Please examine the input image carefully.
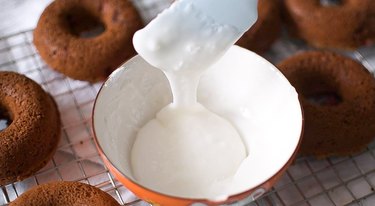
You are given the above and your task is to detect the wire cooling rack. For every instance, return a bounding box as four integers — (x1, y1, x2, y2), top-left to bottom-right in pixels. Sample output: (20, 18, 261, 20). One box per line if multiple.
(1, 0, 375, 205)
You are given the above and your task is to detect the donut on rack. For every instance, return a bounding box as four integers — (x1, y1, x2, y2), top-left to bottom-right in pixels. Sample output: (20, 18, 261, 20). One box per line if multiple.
(236, 0, 281, 54)
(33, 0, 143, 82)
(10, 181, 120, 205)
(0, 71, 61, 185)
(282, 0, 375, 50)
(277, 51, 375, 158)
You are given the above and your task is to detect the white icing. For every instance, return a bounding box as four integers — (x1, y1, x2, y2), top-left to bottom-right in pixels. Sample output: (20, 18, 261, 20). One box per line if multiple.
(131, 103, 246, 198)
(130, 0, 258, 200)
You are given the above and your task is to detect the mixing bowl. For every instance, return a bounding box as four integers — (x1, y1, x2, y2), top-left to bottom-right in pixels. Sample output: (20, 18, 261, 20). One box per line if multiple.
(92, 45, 303, 205)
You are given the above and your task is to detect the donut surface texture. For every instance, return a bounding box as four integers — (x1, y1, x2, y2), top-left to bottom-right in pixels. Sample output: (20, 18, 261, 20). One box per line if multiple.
(282, 0, 375, 50)
(277, 51, 375, 157)
(10, 181, 120, 206)
(33, 0, 143, 82)
(237, 0, 281, 54)
(0, 72, 60, 185)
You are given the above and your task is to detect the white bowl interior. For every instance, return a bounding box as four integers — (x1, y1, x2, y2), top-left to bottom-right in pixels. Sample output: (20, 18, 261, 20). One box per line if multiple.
(93, 45, 303, 197)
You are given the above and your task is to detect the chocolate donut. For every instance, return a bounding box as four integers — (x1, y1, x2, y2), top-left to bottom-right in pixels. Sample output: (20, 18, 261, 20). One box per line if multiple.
(237, 0, 281, 54)
(282, 0, 375, 49)
(10, 181, 120, 205)
(277, 51, 375, 157)
(0, 72, 60, 185)
(33, 0, 143, 82)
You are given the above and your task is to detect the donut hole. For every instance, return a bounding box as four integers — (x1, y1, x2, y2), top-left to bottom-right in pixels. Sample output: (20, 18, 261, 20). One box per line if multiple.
(64, 7, 105, 38)
(307, 91, 342, 106)
(297, 72, 343, 106)
(0, 105, 12, 131)
(320, 0, 342, 7)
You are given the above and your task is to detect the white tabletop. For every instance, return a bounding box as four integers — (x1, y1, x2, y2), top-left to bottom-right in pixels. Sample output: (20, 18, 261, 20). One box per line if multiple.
(0, 0, 52, 36)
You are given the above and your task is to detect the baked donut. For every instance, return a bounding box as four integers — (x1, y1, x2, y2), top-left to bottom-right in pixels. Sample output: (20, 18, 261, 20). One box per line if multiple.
(282, 0, 375, 50)
(10, 181, 120, 205)
(0, 72, 61, 185)
(33, 0, 143, 83)
(236, 0, 281, 54)
(277, 51, 375, 157)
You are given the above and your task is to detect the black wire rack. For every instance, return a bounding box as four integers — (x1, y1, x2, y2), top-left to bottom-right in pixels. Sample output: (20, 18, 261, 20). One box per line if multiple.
(0, 0, 375, 205)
